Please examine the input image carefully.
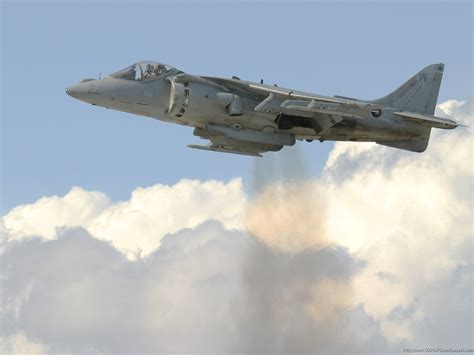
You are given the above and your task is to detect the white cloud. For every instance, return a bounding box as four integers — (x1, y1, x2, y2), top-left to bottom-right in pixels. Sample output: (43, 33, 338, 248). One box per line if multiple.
(1, 99, 472, 353)
(324, 141, 375, 170)
(436, 99, 471, 123)
(1, 224, 382, 354)
(2, 186, 110, 240)
(2, 178, 245, 258)
(322, 97, 473, 344)
(0, 332, 48, 355)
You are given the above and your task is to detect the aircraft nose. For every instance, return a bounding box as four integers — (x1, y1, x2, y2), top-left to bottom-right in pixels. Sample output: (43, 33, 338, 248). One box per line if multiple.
(66, 84, 85, 99)
(66, 81, 99, 104)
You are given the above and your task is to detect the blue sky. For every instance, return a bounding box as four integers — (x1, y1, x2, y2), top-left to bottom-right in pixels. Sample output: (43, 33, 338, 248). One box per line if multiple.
(1, 0, 472, 213)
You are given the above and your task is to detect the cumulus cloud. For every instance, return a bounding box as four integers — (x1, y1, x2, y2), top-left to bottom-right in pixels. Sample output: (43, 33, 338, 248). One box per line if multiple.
(0, 333, 48, 355)
(1, 99, 472, 353)
(323, 97, 473, 345)
(2, 187, 110, 240)
(1, 223, 387, 354)
(1, 224, 244, 353)
(437, 98, 473, 123)
(3, 178, 245, 258)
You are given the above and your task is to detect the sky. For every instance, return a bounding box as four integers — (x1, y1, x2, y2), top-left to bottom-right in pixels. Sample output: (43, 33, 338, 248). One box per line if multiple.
(1, 1, 473, 354)
(1, 0, 473, 213)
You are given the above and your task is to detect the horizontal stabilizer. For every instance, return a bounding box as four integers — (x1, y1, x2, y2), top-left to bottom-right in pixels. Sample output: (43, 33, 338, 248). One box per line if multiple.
(187, 144, 262, 157)
(394, 111, 465, 129)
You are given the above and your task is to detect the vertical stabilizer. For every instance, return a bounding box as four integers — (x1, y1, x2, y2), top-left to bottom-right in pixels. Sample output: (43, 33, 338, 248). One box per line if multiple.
(373, 64, 444, 115)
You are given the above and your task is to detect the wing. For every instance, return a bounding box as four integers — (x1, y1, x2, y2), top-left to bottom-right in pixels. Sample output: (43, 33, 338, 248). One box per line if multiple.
(197, 76, 382, 135)
(176, 75, 380, 156)
(178, 74, 380, 112)
(200, 76, 381, 110)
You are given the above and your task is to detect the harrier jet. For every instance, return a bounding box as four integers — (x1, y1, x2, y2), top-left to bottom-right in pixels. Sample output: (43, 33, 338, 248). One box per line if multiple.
(66, 62, 463, 157)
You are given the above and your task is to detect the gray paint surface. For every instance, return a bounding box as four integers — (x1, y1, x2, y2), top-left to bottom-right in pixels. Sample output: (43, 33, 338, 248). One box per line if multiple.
(67, 62, 463, 156)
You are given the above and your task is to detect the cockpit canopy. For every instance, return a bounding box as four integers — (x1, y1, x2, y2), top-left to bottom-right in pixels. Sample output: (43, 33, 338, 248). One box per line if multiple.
(111, 61, 177, 81)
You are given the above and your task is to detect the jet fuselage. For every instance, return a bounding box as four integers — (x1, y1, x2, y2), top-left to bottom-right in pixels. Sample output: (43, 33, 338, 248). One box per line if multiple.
(67, 61, 460, 156)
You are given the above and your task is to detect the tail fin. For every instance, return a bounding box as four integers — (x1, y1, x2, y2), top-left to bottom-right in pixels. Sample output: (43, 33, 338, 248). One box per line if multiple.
(373, 63, 444, 115)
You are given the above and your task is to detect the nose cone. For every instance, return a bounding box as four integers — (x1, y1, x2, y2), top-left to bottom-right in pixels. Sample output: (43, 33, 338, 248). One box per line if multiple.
(66, 83, 88, 100)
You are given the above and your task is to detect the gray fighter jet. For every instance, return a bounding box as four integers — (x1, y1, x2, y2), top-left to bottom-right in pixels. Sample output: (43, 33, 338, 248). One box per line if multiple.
(66, 62, 463, 157)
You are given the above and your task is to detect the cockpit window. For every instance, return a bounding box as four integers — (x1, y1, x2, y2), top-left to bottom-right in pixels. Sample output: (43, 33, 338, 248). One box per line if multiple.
(142, 62, 173, 81)
(111, 61, 174, 81)
(111, 64, 141, 80)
